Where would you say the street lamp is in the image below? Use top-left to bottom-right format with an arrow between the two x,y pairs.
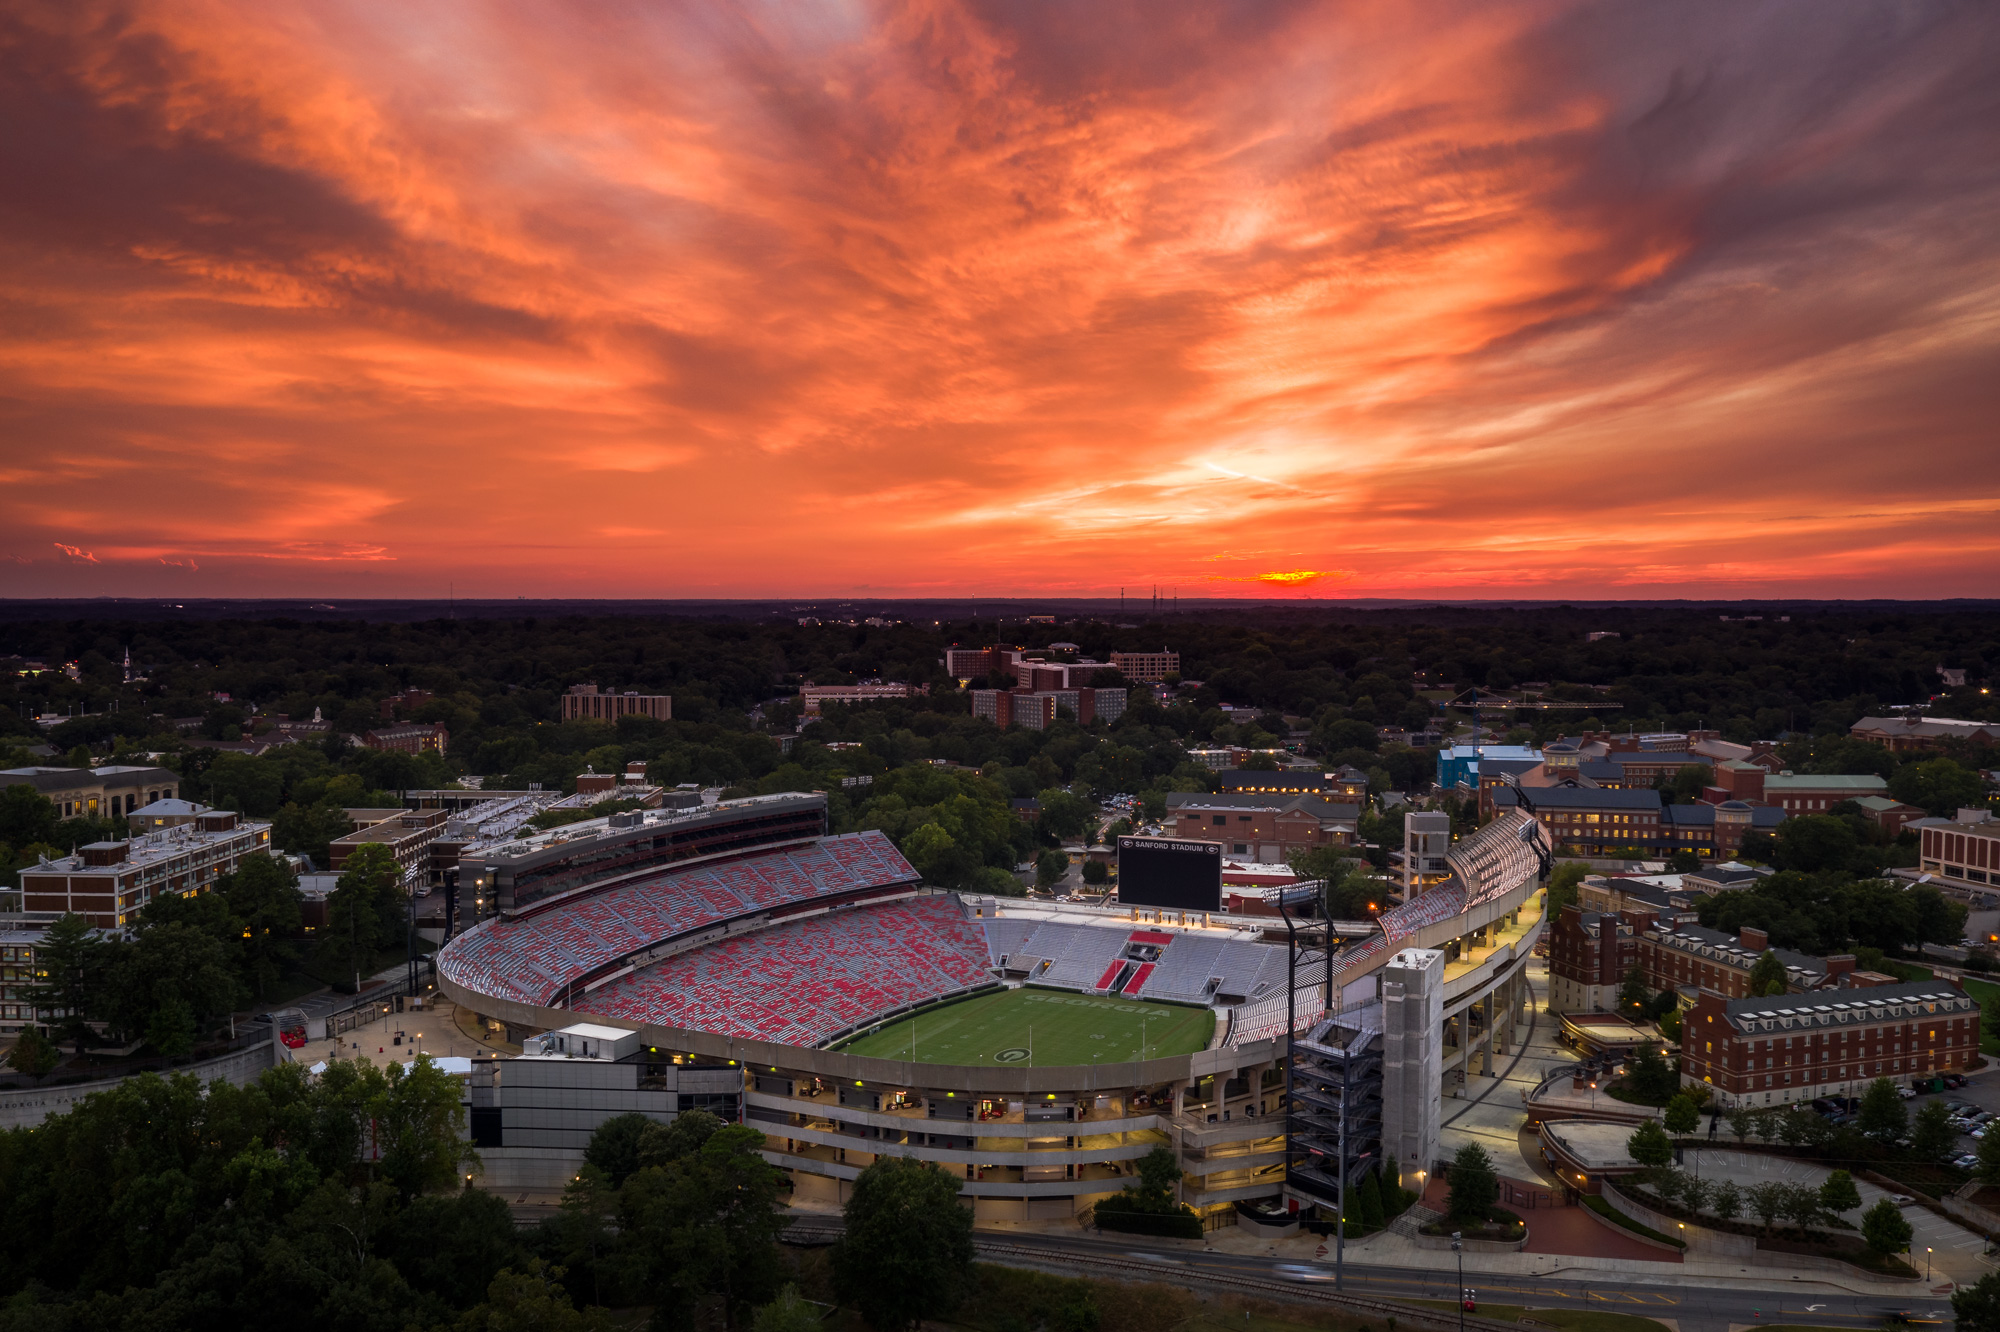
1927,1246 -> 1934,1280
1453,1232 -> 1465,1332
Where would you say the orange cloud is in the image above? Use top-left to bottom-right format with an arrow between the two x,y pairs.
0,1 -> 1995,598
1208,570 -> 1353,586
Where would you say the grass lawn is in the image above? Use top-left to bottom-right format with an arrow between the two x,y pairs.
831,986 -> 1213,1067
1403,1300 -> 1671,1332
1959,976 -> 2000,1055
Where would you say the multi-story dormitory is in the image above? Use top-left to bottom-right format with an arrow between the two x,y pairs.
1548,903 -> 1862,1015
1682,980 -> 1980,1108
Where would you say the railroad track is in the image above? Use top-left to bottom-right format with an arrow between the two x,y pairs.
781,1223 -> 1514,1332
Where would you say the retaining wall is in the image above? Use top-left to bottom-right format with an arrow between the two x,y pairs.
0,1036 -> 284,1130
1602,1181 -> 1920,1281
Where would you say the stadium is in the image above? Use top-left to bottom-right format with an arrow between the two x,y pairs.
438,791 -> 1551,1223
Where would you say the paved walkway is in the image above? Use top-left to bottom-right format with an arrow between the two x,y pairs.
1441,959 -> 1575,1182
1413,1174 -> 1675,1264
1674,1147 -> 1991,1288
287,993 -> 517,1070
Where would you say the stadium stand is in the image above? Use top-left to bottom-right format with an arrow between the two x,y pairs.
437,831 -> 920,1006
1448,810 -> 1549,910
1229,955 -> 1329,1043
1137,933 -> 1227,1002
576,896 -> 993,1045
1375,883 -> 1468,945
1017,922 -> 1128,988
981,918 -> 1039,967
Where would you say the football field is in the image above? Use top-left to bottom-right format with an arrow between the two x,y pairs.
832,986 -> 1214,1067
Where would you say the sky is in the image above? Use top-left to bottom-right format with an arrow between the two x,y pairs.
2,0 -> 1997,602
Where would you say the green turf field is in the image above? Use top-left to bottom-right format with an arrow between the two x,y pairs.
831,986 -> 1214,1067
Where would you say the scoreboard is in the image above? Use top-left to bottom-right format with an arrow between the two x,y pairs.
1115,837 -> 1223,911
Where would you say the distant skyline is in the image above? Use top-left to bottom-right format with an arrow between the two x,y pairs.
2,2 -> 1996,600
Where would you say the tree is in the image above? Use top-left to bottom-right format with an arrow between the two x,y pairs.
1780,1182 -> 1825,1230
1626,1043 -> 1679,1102
100,921 -> 241,1053
321,841 -> 404,985
1663,1094 -> 1700,1136
1773,816 -> 1859,874
1544,861 -> 1589,915
833,1157 -> 975,1331
1354,1170 -> 1386,1230
5,1024 -> 59,1078
1891,758 -> 1986,817
1445,1142 -> 1499,1224
0,783 -> 59,847
24,912 -> 100,1052
752,1286 -> 825,1332
1819,1169 -> 1863,1216
1747,1180 -> 1789,1230
1678,1174 -> 1710,1217
1913,1100 -> 1957,1161
1626,1119 -> 1673,1176
1727,1107 -> 1761,1143
583,1112 -> 653,1190
1858,1077 -> 1908,1146
220,853 -> 305,998
1954,1269 -> 2000,1332
1081,858 -> 1109,885
1748,949 -> 1789,997
1035,849 -> 1068,889
1618,963 -> 1650,1017
1776,1107 -> 1832,1149
617,1123 -> 790,1326
1861,1197 -> 1914,1256
1710,1178 -> 1743,1222
451,1260 -> 614,1332
1975,1119 -> 2000,1185
1035,789 -> 1096,842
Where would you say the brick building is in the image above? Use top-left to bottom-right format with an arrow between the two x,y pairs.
327,807 -> 450,886
1109,649 -> 1181,682
1493,786 -> 1664,855
1849,715 -> 2000,752
1705,762 -> 1887,812
800,683 -> 922,715
1683,979 -> 1980,1109
1548,907 -> 1849,1015
0,764 -> 180,820
18,808 -> 273,928
560,684 -> 672,724
1547,907 -> 1637,1014
359,721 -> 449,754
1163,792 -> 1359,861
942,645 -> 1020,681
1642,922 -> 1848,999
1915,811 -> 2000,887
1218,767 -> 1368,800
1659,800 -> 1784,859
970,688 -> 1126,729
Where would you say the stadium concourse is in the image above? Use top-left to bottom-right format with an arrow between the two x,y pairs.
436,796 -> 1553,1224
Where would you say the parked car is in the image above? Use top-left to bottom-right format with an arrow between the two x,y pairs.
1946,1074 -> 1969,1089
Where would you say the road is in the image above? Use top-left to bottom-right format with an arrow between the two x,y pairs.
909,1227 -> 1958,1332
